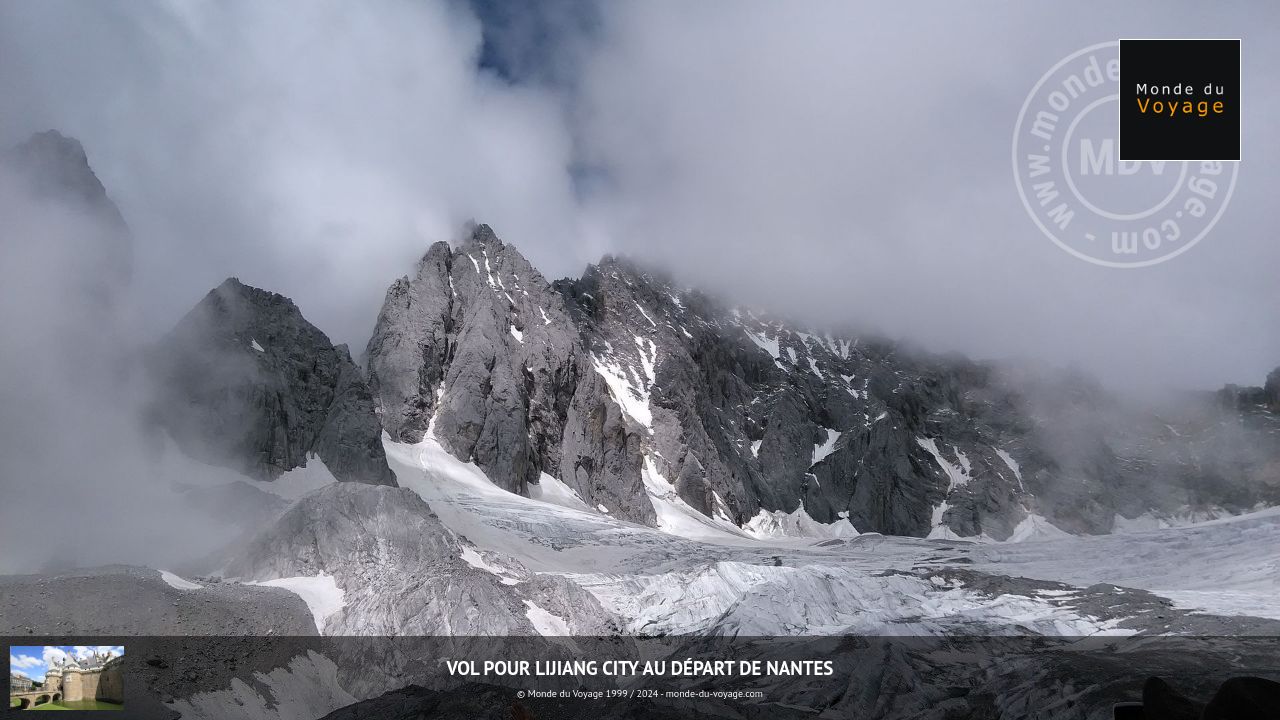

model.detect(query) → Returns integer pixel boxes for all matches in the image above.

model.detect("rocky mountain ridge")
[8,128,1274,540]
[366,223,1280,539]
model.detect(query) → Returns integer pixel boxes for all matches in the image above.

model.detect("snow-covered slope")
[290,432,1280,637]
[220,477,619,636]
[968,505,1280,620]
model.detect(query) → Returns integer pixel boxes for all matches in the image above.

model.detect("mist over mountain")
[150,278,396,487]
[2,1,1277,392]
[361,222,1280,540]
[1,3,1279,708]
[2,127,1277,578]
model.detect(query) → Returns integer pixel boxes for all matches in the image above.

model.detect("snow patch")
[642,456,747,540]
[635,336,657,384]
[710,491,733,523]
[168,444,338,502]
[509,325,523,343]
[1008,514,1072,543]
[929,500,950,533]
[523,600,572,636]
[268,457,341,500]
[634,303,657,327]
[917,437,972,492]
[461,545,506,576]
[250,574,345,633]
[744,329,786,370]
[460,545,520,585]
[742,503,858,540]
[482,250,502,290]
[917,437,975,536]
[592,350,653,429]
[811,429,841,465]
[527,472,592,513]
[160,570,202,590]
[996,448,1024,491]
[926,523,992,543]
[166,651,356,720]
[250,338,265,353]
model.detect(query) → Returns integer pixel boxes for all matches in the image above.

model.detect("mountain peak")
[213,276,290,305]
[5,130,109,207]
[460,221,503,250]
[154,278,397,487]
[14,129,87,161]
[3,130,133,291]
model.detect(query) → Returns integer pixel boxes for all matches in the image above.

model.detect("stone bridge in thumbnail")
[10,689,62,709]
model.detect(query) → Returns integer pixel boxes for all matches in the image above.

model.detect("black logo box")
[1119,38,1240,161]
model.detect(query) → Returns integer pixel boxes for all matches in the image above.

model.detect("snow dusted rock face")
[367,225,583,499]
[366,224,655,523]
[367,224,1280,539]
[222,482,619,635]
[555,257,1007,537]
[150,278,396,486]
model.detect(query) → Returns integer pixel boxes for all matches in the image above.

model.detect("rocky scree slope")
[150,278,396,486]
[366,225,1280,539]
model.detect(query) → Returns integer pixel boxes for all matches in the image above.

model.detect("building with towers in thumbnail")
[41,650,124,705]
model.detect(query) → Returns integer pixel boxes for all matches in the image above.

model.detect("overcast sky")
[1,0,1276,390]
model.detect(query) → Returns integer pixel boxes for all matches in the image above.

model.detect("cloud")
[42,647,70,666]
[70,646,123,660]
[2,0,1276,396]
[0,164,261,573]
[569,2,1280,390]
[10,654,42,670]
[0,1,586,573]
[0,0,585,352]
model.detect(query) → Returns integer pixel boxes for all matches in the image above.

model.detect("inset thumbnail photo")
[9,646,124,711]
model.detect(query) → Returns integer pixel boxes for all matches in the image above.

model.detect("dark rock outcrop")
[151,278,396,486]
[1219,366,1280,414]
